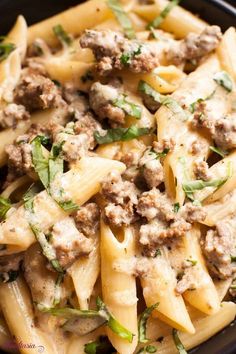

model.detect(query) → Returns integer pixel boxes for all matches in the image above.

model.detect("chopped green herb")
[48,143,64,185]
[231,255,236,263]
[94,126,150,145]
[120,45,142,66]
[182,178,228,196]
[96,297,134,342]
[31,136,50,189]
[155,148,170,159]
[138,80,187,120]
[186,259,197,266]
[154,249,161,257]
[107,0,136,39]
[213,71,233,92]
[53,273,64,307]
[113,94,142,119]
[209,146,226,158]
[149,26,158,39]
[173,202,180,213]
[146,346,157,353]
[30,224,63,273]
[84,336,115,354]
[138,303,159,343]
[189,98,204,114]
[172,329,187,354]
[23,183,42,212]
[58,200,79,212]
[0,37,16,62]
[0,196,12,220]
[147,0,181,29]
[53,24,72,46]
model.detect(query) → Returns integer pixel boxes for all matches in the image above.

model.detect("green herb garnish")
[0,37,16,62]
[113,94,142,119]
[107,0,136,39]
[138,303,159,343]
[23,183,42,212]
[138,80,187,119]
[209,146,226,158]
[120,45,142,66]
[182,178,227,197]
[0,196,12,220]
[213,71,233,92]
[53,24,72,46]
[84,336,115,354]
[94,126,150,145]
[147,0,181,29]
[172,329,187,354]
[186,259,197,266]
[173,202,180,213]
[30,224,63,273]
[58,200,79,212]
[96,297,134,342]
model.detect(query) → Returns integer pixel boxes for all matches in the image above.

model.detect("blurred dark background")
[0,0,235,34]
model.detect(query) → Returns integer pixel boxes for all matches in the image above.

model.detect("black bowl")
[0,0,235,353]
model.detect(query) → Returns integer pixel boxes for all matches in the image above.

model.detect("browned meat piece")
[14,73,62,111]
[167,26,222,65]
[89,81,125,125]
[139,218,190,249]
[137,189,191,249]
[175,266,199,294]
[0,103,30,129]
[73,203,100,237]
[139,149,164,189]
[152,138,175,154]
[5,142,33,178]
[80,30,159,75]
[181,203,206,223]
[74,112,103,149]
[213,116,236,150]
[101,171,140,226]
[24,243,64,307]
[137,188,175,221]
[202,220,236,279]
[50,218,93,269]
[193,159,212,181]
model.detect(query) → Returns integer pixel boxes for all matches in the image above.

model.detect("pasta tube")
[100,222,138,354]
[0,157,125,249]
[0,277,57,354]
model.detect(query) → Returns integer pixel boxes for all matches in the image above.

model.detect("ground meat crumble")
[80,29,159,75]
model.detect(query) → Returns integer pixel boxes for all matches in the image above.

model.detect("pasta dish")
[0,0,235,353]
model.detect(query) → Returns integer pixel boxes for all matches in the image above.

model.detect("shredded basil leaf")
[138,80,187,119]
[120,45,142,66]
[30,224,64,273]
[213,71,233,92]
[53,24,72,46]
[147,0,181,29]
[23,183,42,212]
[96,297,134,343]
[48,143,64,185]
[58,200,79,212]
[0,37,16,62]
[31,136,50,189]
[230,255,236,263]
[94,126,150,145]
[173,202,180,213]
[186,259,197,266]
[84,336,115,354]
[182,178,227,195]
[154,249,161,257]
[107,0,136,39]
[138,303,159,343]
[0,196,12,220]
[209,146,226,158]
[172,329,187,354]
[53,273,64,307]
[113,94,142,119]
